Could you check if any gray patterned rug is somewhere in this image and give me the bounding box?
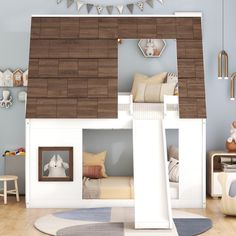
[34,208,212,236]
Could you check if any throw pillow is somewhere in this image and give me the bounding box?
[83,151,108,178]
[168,157,179,182]
[83,165,102,179]
[160,83,176,102]
[131,72,167,100]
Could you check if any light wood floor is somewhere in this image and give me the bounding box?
[0,197,235,236]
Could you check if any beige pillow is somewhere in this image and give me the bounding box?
[134,81,146,102]
[145,82,162,103]
[131,72,167,100]
[148,72,168,84]
[168,145,179,160]
[160,83,176,102]
[131,73,148,98]
[83,151,108,177]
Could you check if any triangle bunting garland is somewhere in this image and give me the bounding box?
[116,5,124,14]
[157,0,164,4]
[76,0,84,11]
[67,0,74,8]
[127,4,134,14]
[57,0,165,14]
[57,0,63,4]
[146,0,154,8]
[106,5,114,15]
[86,3,93,13]
[96,5,103,14]
[136,1,144,11]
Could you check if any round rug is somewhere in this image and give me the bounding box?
[34,208,212,236]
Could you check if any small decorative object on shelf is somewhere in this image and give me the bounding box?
[138,39,166,58]
[18,91,27,102]
[0,90,13,108]
[226,121,236,152]
[13,69,23,87]
[0,69,28,87]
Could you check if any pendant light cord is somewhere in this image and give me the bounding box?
[222,0,224,50]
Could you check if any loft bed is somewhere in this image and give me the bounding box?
[26,15,206,230]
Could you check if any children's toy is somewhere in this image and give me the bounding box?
[2,148,25,157]
[0,90,13,109]
[226,121,236,152]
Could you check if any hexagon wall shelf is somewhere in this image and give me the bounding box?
[138,39,166,58]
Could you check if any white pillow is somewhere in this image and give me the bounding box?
[160,83,176,102]
[168,157,179,182]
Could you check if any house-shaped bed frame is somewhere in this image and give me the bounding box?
[26,14,206,229]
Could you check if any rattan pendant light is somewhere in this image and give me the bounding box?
[218,0,228,80]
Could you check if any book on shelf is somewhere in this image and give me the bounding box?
[221,162,236,172]
[222,169,236,173]
[220,157,236,163]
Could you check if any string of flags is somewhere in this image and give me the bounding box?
[57,0,164,14]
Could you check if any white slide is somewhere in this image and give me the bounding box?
[133,119,172,229]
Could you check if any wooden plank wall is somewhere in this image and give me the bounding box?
[27,17,206,119]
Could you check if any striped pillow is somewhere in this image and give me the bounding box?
[83,165,102,179]
[168,157,179,182]
[166,72,178,96]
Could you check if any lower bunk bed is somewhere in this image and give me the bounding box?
[83,176,178,200]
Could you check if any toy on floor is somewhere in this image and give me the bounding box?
[226,121,236,152]
[218,172,236,216]
[44,155,69,177]
[2,147,25,157]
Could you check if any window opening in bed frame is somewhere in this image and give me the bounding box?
[82,129,134,200]
[165,129,179,199]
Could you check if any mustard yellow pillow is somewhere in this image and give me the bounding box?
[83,151,108,177]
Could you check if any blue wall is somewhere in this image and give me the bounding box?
[1,0,236,177]
[118,39,177,92]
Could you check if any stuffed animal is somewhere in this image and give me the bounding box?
[44,155,69,177]
[226,121,236,152]
[145,39,155,57]
[227,121,236,142]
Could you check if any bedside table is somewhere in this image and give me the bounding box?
[207,151,236,197]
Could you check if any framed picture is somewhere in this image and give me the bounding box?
[138,39,166,58]
[38,147,73,181]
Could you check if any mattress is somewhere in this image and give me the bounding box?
[83,176,178,200]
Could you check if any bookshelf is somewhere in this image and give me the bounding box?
[207,151,236,197]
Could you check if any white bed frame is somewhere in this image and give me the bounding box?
[26,93,205,230]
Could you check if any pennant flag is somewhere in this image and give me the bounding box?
[67,0,74,8]
[86,3,93,13]
[137,1,144,11]
[106,5,113,15]
[76,0,84,11]
[117,5,124,14]
[96,5,103,14]
[146,0,154,8]
[57,0,63,4]
[127,4,134,14]
[157,0,164,4]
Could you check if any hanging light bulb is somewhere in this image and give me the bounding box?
[218,0,228,80]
